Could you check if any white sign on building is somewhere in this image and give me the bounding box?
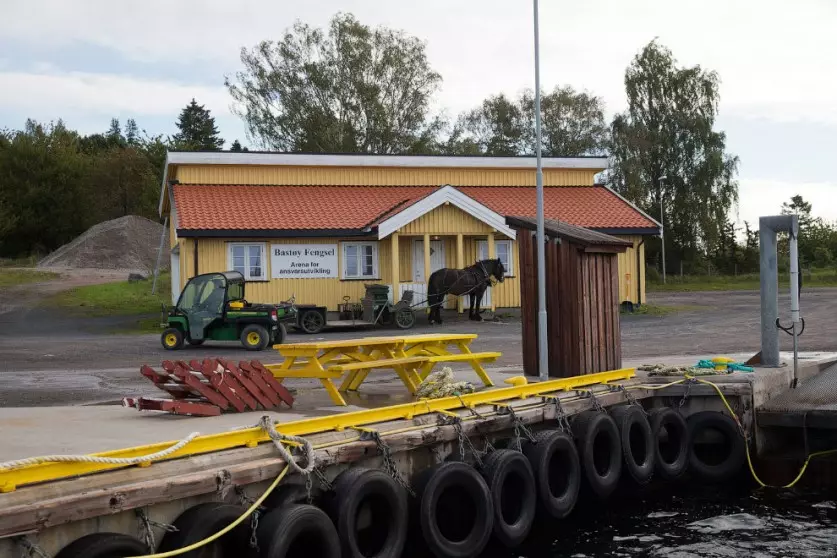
[271,244,338,279]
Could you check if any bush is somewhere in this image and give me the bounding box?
[645,266,661,283]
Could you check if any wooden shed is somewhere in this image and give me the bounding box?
[507,216,632,378]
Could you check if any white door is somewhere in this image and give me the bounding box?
[170,251,180,305]
[407,240,445,308]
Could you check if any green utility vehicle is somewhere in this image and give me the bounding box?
[161,271,294,351]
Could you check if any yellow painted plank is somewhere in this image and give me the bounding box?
[328,356,429,373]
[0,368,635,491]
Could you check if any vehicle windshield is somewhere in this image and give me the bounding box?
[177,274,226,315]
[227,282,244,302]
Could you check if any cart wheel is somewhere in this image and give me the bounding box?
[273,323,288,345]
[161,328,184,350]
[300,309,325,334]
[241,325,269,351]
[394,307,416,329]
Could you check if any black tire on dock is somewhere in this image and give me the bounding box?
[327,467,409,558]
[262,482,324,509]
[649,407,690,480]
[55,533,148,558]
[157,502,250,556]
[413,461,493,558]
[257,503,341,558]
[522,429,580,519]
[687,411,746,483]
[479,449,537,548]
[572,410,622,499]
[610,405,655,485]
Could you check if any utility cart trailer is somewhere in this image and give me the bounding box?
[294,284,416,334]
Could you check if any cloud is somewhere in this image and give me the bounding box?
[734,179,837,227]
[0,70,230,123]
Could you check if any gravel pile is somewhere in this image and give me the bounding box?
[38,216,169,273]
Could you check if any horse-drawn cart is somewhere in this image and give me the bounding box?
[293,284,416,334]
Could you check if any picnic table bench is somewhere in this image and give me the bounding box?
[264,334,500,406]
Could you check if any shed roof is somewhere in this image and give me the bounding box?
[506,216,633,247]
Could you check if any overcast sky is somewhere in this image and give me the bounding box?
[1,0,834,228]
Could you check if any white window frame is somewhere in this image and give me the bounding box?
[342,241,379,280]
[477,239,514,276]
[228,242,268,281]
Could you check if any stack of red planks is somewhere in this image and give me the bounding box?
[123,358,294,416]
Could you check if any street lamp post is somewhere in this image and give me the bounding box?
[532,0,548,382]
[659,175,667,284]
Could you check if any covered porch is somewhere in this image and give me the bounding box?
[376,185,518,312]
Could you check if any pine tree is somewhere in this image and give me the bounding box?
[230,139,248,152]
[125,119,139,145]
[172,99,224,151]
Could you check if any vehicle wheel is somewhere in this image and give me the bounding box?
[394,307,415,330]
[161,328,184,350]
[687,411,746,483]
[241,324,270,351]
[187,338,204,346]
[300,309,325,334]
[55,533,148,558]
[273,322,288,346]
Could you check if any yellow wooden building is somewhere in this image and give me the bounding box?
[159,152,659,311]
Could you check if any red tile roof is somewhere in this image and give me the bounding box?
[173,184,657,232]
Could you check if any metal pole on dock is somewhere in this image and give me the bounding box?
[532,0,548,382]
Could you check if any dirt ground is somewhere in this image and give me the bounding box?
[1,272,835,407]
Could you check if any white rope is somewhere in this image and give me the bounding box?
[257,416,315,475]
[0,432,200,471]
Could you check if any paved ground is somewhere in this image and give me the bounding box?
[0,288,835,407]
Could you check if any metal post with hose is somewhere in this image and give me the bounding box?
[532,0,549,382]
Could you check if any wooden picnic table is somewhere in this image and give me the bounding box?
[264,334,499,406]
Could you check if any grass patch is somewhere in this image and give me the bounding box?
[647,269,837,292]
[623,303,704,316]
[0,268,60,287]
[47,273,170,317]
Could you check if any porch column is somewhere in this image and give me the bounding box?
[423,233,432,316]
[390,233,400,303]
[487,232,496,311]
[456,233,465,313]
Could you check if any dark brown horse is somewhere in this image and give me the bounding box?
[427,258,505,324]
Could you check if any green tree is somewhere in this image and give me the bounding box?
[450,86,609,156]
[125,118,139,145]
[89,147,157,221]
[227,13,443,153]
[107,118,123,143]
[230,139,248,152]
[781,194,814,229]
[172,99,224,151]
[609,41,739,272]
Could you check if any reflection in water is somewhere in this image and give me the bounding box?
[481,478,837,557]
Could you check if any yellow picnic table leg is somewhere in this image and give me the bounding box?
[457,341,494,387]
[319,378,347,406]
[392,366,418,394]
[347,369,371,391]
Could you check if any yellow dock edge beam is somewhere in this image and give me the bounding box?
[0,368,634,492]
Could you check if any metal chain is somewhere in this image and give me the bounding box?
[615,385,649,416]
[235,486,261,552]
[313,466,334,492]
[679,378,698,410]
[503,406,536,453]
[581,389,607,414]
[135,508,178,551]
[304,472,314,504]
[369,432,415,497]
[16,537,49,558]
[545,395,573,434]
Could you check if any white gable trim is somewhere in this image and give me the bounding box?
[377,185,516,240]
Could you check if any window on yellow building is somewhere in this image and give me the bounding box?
[342,242,379,279]
[477,239,514,276]
[228,243,267,281]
